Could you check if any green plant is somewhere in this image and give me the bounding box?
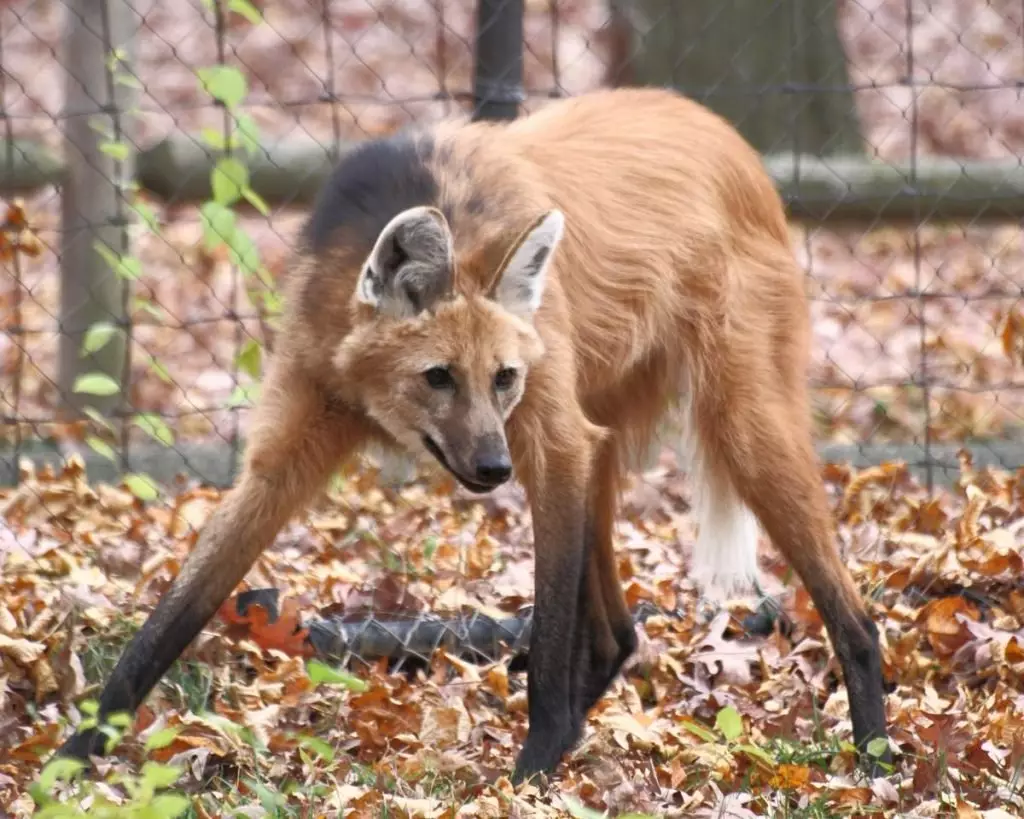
[75,0,276,499]
[29,704,190,818]
[681,704,777,772]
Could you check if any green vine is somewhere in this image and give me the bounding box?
[73,0,274,502]
[30,658,367,815]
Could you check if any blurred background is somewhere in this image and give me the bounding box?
[2,0,1024,494]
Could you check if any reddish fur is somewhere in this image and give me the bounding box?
[58,87,890,783]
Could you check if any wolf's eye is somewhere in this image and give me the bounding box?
[424,366,455,390]
[494,367,518,391]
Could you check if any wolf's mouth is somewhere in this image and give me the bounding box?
[421,435,497,494]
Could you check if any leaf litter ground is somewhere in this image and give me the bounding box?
[3,448,1024,817]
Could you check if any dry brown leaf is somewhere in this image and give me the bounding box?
[917,596,981,659]
[485,663,510,701]
[957,800,983,819]
[420,700,472,748]
[956,485,987,548]
[0,634,46,666]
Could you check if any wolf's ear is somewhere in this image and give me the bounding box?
[490,210,564,319]
[356,206,454,318]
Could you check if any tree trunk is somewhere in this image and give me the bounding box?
[58,0,139,418]
[606,0,863,156]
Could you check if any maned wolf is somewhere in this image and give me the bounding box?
[57,87,890,783]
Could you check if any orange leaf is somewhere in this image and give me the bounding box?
[1001,307,1024,364]
[8,723,63,761]
[148,732,229,764]
[829,786,874,808]
[217,593,313,657]
[956,800,983,819]
[837,461,907,522]
[769,763,812,790]
[4,199,28,227]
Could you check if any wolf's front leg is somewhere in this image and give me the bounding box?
[508,409,604,785]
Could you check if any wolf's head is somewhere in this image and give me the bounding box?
[333,205,565,492]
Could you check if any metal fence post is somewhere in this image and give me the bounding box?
[472,0,525,121]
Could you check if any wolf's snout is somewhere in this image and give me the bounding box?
[472,436,512,487]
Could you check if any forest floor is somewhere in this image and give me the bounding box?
[3,450,1024,816]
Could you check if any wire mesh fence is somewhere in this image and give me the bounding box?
[2,0,1024,500]
[3,0,1024,491]
[1,0,1024,667]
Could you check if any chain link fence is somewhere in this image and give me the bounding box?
[2,0,1024,491]
[1,0,1024,670]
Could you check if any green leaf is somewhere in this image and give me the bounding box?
[133,413,174,446]
[73,372,120,396]
[235,113,262,155]
[124,473,159,502]
[35,803,89,818]
[88,116,114,139]
[144,725,184,751]
[560,795,606,819]
[242,184,270,217]
[261,289,282,316]
[735,742,776,767]
[716,705,743,742]
[35,757,86,794]
[867,737,890,758]
[200,127,228,151]
[81,321,121,356]
[131,199,161,233]
[225,228,262,276]
[680,719,718,744]
[227,383,260,408]
[141,761,185,791]
[297,735,335,763]
[99,140,130,161]
[86,436,117,462]
[99,722,124,755]
[105,47,129,70]
[246,778,286,813]
[135,300,166,321]
[27,782,53,809]
[211,156,249,206]
[106,711,133,728]
[254,264,274,290]
[306,660,370,692]
[236,338,262,379]
[200,200,237,249]
[114,72,144,90]
[83,407,114,432]
[196,65,248,110]
[423,537,438,562]
[146,793,191,818]
[146,356,173,384]
[93,240,143,280]
[229,0,263,24]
